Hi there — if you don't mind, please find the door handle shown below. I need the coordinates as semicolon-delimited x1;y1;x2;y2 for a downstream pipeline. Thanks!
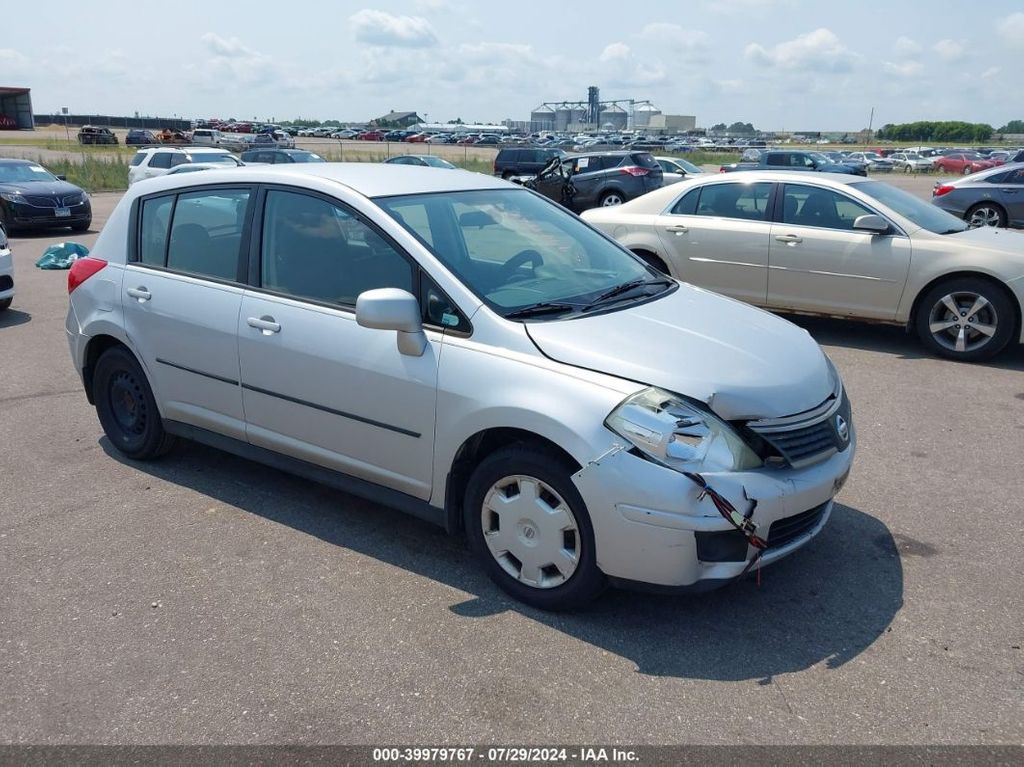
775;235;803;244
665;225;689;234
247;315;281;335
1000;189;1017;194
126;286;151;302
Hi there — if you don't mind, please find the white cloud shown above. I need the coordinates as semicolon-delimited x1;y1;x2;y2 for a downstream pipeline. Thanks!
600;42;631;62
745;28;855;72
0;48;30;67
981;66;1001;79
932;39;964;61
350;9;438;48
883;60;923;77
893;36;921;56
195;34;275;88
998;12;1024;47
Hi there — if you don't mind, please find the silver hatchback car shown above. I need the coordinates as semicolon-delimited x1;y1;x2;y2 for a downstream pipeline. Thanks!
66;164;855;609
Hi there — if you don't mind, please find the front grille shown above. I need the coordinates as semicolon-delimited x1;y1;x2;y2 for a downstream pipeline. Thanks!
747;388;852;468
767;503;828;549
22;195;57;208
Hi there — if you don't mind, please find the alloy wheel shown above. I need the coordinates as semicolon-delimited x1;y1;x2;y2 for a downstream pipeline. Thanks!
927;291;999;354
967;206;1003;228
601;193;624;206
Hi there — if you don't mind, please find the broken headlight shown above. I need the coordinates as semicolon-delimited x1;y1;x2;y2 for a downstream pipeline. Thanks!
605;387;762;472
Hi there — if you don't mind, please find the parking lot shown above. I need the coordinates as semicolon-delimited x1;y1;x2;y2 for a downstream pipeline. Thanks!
1;184;1022;746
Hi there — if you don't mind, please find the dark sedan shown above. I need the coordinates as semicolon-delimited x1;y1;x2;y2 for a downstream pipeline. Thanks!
932;162;1024;228
0;159;92;233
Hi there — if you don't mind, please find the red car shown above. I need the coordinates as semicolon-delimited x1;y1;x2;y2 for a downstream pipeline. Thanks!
405;133;429;143
934;152;995;176
357;130;386;141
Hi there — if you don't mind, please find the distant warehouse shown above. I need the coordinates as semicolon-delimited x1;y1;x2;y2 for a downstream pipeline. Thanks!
0;87;33;130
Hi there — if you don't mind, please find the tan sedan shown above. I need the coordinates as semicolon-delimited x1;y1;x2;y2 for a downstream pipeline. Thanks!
582;171;1024;361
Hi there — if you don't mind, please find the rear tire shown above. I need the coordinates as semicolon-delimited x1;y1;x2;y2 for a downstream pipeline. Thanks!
93;346;176;460
915;277;1015;361
965;203;1006;228
599;191;626;207
464;446;605;610
0;298;11;312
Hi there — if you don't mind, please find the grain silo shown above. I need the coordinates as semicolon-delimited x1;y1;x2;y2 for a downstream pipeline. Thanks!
530;105;555;132
632;103;661;129
599;104;628;131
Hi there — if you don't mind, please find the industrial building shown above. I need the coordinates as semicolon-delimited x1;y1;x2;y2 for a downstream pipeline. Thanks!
0;87;34;130
527;86;695;134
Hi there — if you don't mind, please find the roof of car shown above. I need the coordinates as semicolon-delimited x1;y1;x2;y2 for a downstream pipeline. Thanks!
133;146;232;155
0;158;37;166
128;162;510;199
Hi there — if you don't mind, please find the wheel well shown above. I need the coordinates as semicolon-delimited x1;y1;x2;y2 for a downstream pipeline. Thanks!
630;248;671;275
444;428;582;535
82;335;129;404
598;187;627;203
910;272;1021;336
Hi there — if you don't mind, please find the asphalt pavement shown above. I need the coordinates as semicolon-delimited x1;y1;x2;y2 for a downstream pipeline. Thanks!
0;190;1022;746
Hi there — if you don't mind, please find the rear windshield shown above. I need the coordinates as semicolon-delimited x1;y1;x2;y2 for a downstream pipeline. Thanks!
188;153;236;165
631;153;660;169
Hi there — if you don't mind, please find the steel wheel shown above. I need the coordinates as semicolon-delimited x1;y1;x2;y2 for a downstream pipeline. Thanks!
481;475;580;589
93;346;176;460
600;192;624;206
966;203;1006;228
927;291;999;355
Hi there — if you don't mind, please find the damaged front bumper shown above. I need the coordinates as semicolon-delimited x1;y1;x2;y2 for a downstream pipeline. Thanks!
572;432;855;591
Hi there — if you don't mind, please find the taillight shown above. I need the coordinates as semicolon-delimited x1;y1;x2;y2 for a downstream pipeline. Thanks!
68;257;108;294
933;184;955;198
619;166;650;176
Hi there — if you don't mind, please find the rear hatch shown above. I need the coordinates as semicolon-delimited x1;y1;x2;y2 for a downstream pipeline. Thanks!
630;152;664;191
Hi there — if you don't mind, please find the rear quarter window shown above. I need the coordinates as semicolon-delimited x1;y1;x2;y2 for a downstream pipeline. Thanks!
631;153;660;169
130;154;147;167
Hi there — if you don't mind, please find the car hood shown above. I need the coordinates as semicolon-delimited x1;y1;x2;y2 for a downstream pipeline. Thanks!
524;285;833;420
941;225;1024;259
0;179;84;197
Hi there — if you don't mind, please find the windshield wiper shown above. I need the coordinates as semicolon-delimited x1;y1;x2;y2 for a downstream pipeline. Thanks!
504;302;579;320
584;277;673;309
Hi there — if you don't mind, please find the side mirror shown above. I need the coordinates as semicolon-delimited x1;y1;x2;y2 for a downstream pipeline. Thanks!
853;214;890;234
356;288;428;356
56;175;67;181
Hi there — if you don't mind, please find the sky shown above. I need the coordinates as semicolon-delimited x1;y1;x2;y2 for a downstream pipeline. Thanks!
3;0;1023;131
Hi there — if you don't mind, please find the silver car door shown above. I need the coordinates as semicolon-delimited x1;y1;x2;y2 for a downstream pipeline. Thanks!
768;183;912;320
654;181;772;305
998;168;1024;226
238;188;438;500
121;188;250;439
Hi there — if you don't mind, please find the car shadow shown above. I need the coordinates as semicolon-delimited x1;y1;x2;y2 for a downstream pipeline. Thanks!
0;308;31;327
101;437;904;681
784;314;1024;371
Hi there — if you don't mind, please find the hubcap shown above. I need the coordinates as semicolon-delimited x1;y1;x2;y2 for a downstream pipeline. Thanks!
480;475;580;589
968;207;1002;228
928;291;998;354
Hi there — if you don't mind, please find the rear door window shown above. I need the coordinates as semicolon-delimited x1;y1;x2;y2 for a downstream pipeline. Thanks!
695;182;772;220
149;153;173;169
139;196;174;266
165;189;251;281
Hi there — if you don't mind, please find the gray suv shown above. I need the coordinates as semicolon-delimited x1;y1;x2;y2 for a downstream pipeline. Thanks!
527;151;664;212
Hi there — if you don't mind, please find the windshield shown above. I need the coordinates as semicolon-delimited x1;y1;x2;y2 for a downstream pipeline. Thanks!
290;152;325;163
672;157;702;174
0;163;58;183
377;189;669;318
422;156;456;169
851;180;967;234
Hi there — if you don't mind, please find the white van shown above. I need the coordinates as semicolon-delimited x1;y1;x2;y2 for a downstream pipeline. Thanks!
192;129;224;147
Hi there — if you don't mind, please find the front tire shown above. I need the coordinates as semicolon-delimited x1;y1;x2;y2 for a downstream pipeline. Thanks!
915;277;1015;361
464;446;605;610
71;219;92;233
93;346;176;460
0;297;11;312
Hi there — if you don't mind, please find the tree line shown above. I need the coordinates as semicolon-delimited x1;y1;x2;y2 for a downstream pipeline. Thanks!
876;121;994;142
